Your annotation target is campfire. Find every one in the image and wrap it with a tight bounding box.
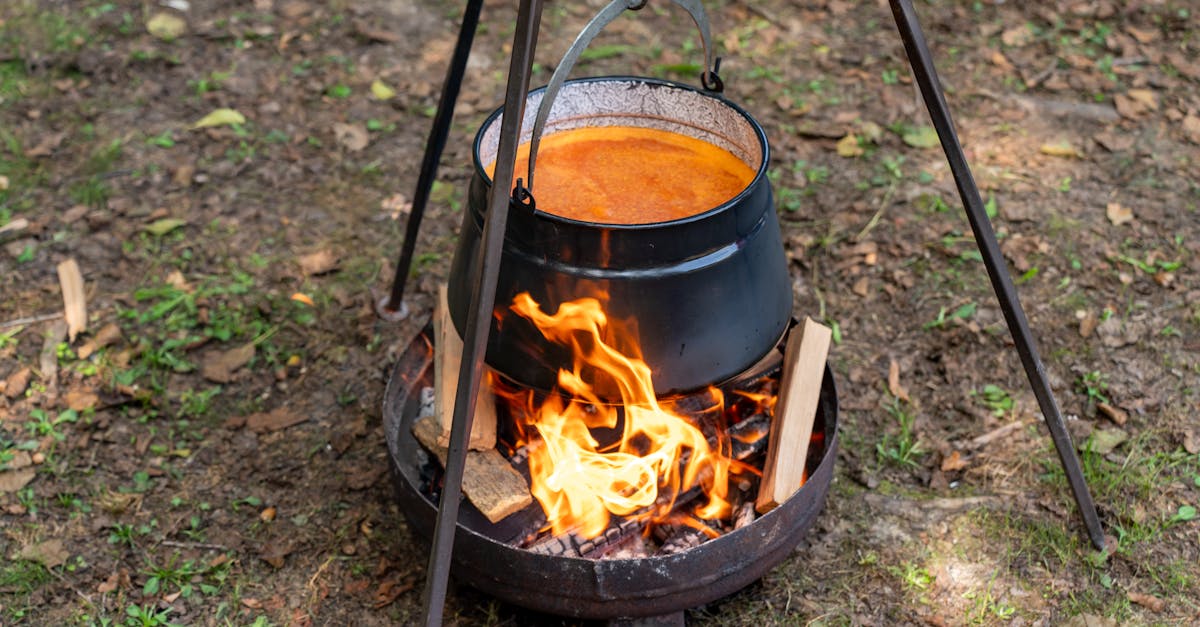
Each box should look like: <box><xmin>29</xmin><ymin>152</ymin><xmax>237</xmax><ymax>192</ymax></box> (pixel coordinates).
<box><xmin>407</xmin><ymin>288</ymin><xmax>831</xmax><ymax>561</ymax></box>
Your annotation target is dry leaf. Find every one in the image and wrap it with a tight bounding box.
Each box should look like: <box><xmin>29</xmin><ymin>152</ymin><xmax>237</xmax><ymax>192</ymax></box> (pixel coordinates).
<box><xmin>1182</xmin><ymin>114</ymin><xmax>1200</xmax><ymax>145</ymax></box>
<box><xmin>1106</xmin><ymin>202</ymin><xmax>1134</xmax><ymax>226</ymax></box>
<box><xmin>258</xmin><ymin>541</ymin><xmax>294</xmax><ymax>568</ymax></box>
<box><xmin>97</xmin><ymin>569</ymin><xmax>131</xmax><ymax>594</ymax></box>
<box><xmin>836</xmin><ymin>134</ymin><xmax>863</xmax><ymax>157</ymax></box>
<box><xmin>4</xmin><ymin>367</ymin><xmax>31</xmax><ymax>400</ymax></box>
<box><xmin>887</xmin><ymin>359</ymin><xmax>910</xmax><ymax>402</ymax></box>
<box><xmin>145</xmin><ymin>218</ymin><xmax>187</xmax><ymax>236</ymax></box>
<box><xmin>1127</xmin><ymin>592</ymin><xmax>1165</xmax><ymax>613</ymax></box>
<box><xmin>57</xmin><ymin>258</ymin><xmax>87</xmax><ymax>342</ymax></box>
<box><xmin>290</xmin><ymin>292</ymin><xmax>314</xmax><ymax>306</ymax></box>
<box><xmin>1039</xmin><ymin>141</ymin><xmax>1082</xmax><ymax>158</ymax></box>
<box><xmin>65</xmin><ymin>389</ymin><xmax>99</xmax><ymax>411</ymax></box>
<box><xmin>0</xmin><ymin>217</ymin><xmax>28</xmax><ymax>236</ymax></box>
<box><xmin>0</xmin><ymin>468</ymin><xmax>37</xmax><ymax>493</ymax></box>
<box><xmin>190</xmin><ymin>108</ymin><xmax>246</xmax><ymax>130</ymax></box>
<box><xmin>333</xmin><ymin>122</ymin><xmax>369</xmax><ymax>152</ymax></box>
<box><xmin>201</xmin><ymin>343</ymin><xmax>255</xmax><ymax>383</ymax></box>
<box><xmin>852</xmin><ymin>277</ymin><xmax>869</xmax><ymax>297</ymax></box>
<box><xmin>298</xmin><ymin>249</ymin><xmax>339</xmax><ymax>275</ymax></box>
<box><xmin>244</xmin><ymin>407</ymin><xmax>307</xmax><ymax>433</ymax></box>
<box><xmin>1000</xmin><ymin>23</ymin><xmax>1034</xmax><ymax>47</ymax></box>
<box><xmin>17</xmin><ymin>539</ymin><xmax>69</xmax><ymax>568</ymax></box>
<box><xmin>78</xmin><ymin>322</ymin><xmax>123</xmax><ymax>359</ymax></box>
<box><xmin>941</xmin><ymin>450</ymin><xmax>968</xmax><ymax>472</ymax></box>
<box><xmin>902</xmin><ymin>126</ymin><xmax>940</xmax><ymax>149</ymax></box>
<box><xmin>381</xmin><ymin>193</ymin><xmax>411</xmax><ymax>219</ymax></box>
<box><xmin>147</xmin><ymin>12</ymin><xmax>187</xmax><ymax>40</ymax></box>
<box><xmin>1114</xmin><ymin>90</ymin><xmax>1159</xmax><ymax>119</ymax></box>
<box><xmin>24</xmin><ymin>132</ymin><xmax>66</xmax><ymax>158</ymax></box>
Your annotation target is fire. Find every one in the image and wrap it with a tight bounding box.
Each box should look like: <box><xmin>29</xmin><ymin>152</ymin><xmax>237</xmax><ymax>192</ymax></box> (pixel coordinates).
<box><xmin>505</xmin><ymin>292</ymin><xmax>734</xmax><ymax>540</ymax></box>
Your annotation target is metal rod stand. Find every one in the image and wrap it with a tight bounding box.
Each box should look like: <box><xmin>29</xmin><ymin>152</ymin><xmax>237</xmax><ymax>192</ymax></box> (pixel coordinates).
<box><xmin>418</xmin><ymin>0</ymin><xmax>544</xmax><ymax>623</ymax></box>
<box><xmin>378</xmin><ymin>0</ymin><xmax>485</xmax><ymax>320</ymax></box>
<box><xmin>888</xmin><ymin>0</ymin><xmax>1107</xmax><ymax>550</ymax></box>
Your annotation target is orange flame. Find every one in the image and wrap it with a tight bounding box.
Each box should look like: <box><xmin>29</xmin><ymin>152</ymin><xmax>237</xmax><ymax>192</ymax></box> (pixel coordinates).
<box><xmin>507</xmin><ymin>292</ymin><xmax>732</xmax><ymax>539</ymax></box>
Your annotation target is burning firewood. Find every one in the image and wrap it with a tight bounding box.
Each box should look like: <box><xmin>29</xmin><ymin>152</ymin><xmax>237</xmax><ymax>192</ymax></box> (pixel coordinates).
<box><xmin>756</xmin><ymin>317</ymin><xmax>831</xmax><ymax>514</ymax></box>
<box><xmin>434</xmin><ymin>284</ymin><xmax>496</xmax><ymax>451</ymax></box>
<box><xmin>411</xmin><ymin>416</ymin><xmax>531</xmax><ymax>523</ymax></box>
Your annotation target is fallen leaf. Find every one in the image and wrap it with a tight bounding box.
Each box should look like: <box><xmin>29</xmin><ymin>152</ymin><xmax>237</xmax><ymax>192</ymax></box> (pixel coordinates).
<box><xmin>1078</xmin><ymin>310</ymin><xmax>1098</xmax><ymax>338</ymax></box>
<box><xmin>78</xmin><ymin>322</ymin><xmax>122</xmax><ymax>359</ymax></box>
<box><xmin>5</xmin><ymin>451</ymin><xmax>33</xmax><ymax>470</ymax></box>
<box><xmin>1125</xmin><ymin>26</ymin><xmax>1158</xmax><ymax>44</ymax></box>
<box><xmin>373</xmin><ymin>574</ymin><xmax>415</xmax><ymax>609</ymax></box>
<box><xmin>887</xmin><ymin>359</ymin><xmax>910</xmax><ymax>402</ymax></box>
<box><xmin>17</xmin><ymin>539</ymin><xmax>68</xmax><ymax>568</ymax></box>
<box><xmin>1182</xmin><ymin>114</ymin><xmax>1200</xmax><ymax>145</ymax></box>
<box><xmin>1000</xmin><ymin>23</ymin><xmax>1034</xmax><ymax>47</ymax></box>
<box><xmin>57</xmin><ymin>258</ymin><xmax>88</xmax><ymax>342</ymax></box>
<box><xmin>258</xmin><ymin>541</ymin><xmax>293</xmax><ymax>568</ymax></box>
<box><xmin>857</xmin><ymin>120</ymin><xmax>883</xmax><ymax>143</ymax></box>
<box><xmin>1114</xmin><ymin>89</ymin><xmax>1159</xmax><ymax>119</ymax></box>
<box><xmin>902</xmin><ymin>126</ymin><xmax>940</xmax><ymax>149</ymax></box>
<box><xmin>1084</xmin><ymin>428</ymin><xmax>1128</xmax><ymax>455</ymax></box>
<box><xmin>146</xmin><ymin>12</ymin><xmax>187</xmax><ymax>40</ymax></box>
<box><xmin>0</xmin><ymin>217</ymin><xmax>27</xmax><ymax>236</ymax></box>
<box><xmin>144</xmin><ymin>218</ymin><xmax>187</xmax><ymax>236</ymax></box>
<box><xmin>370</xmin><ymin>79</ymin><xmax>396</xmax><ymax>100</ymax></box>
<box><xmin>65</xmin><ymin>389</ymin><xmax>99</xmax><ymax>411</ymax></box>
<box><xmin>836</xmin><ymin>134</ymin><xmax>863</xmax><ymax>157</ymax></box>
<box><xmin>1039</xmin><ymin>141</ymin><xmax>1082</xmax><ymax>158</ymax></box>
<box><xmin>97</xmin><ymin>569</ymin><xmax>131</xmax><ymax>594</ymax></box>
<box><xmin>333</xmin><ymin>122</ymin><xmax>369</xmax><ymax>152</ymax></box>
<box><xmin>0</xmin><ymin>468</ymin><xmax>36</xmax><ymax>493</ymax></box>
<box><xmin>1106</xmin><ymin>202</ymin><xmax>1133</xmax><ymax>226</ymax></box>
<box><xmin>4</xmin><ymin>367</ymin><xmax>31</xmax><ymax>399</ymax></box>
<box><xmin>381</xmin><ymin>193</ymin><xmax>411</xmax><ymax>219</ymax></box>
<box><xmin>852</xmin><ymin>277</ymin><xmax>869</xmax><ymax>297</ymax></box>
<box><xmin>941</xmin><ymin>450</ymin><xmax>968</xmax><ymax>472</ymax></box>
<box><xmin>24</xmin><ymin>132</ymin><xmax>67</xmax><ymax>158</ymax></box>
<box><xmin>989</xmin><ymin>50</ymin><xmax>1013</xmax><ymax>71</ymax></box>
<box><xmin>190</xmin><ymin>108</ymin><xmax>246</xmax><ymax>130</ymax></box>
<box><xmin>1182</xmin><ymin>430</ymin><xmax>1198</xmax><ymax>455</ymax></box>
<box><xmin>345</xmin><ymin>467</ymin><xmax>384</xmax><ymax>490</ymax></box>
<box><xmin>244</xmin><ymin>407</ymin><xmax>307</xmax><ymax>433</ymax></box>
<box><xmin>290</xmin><ymin>292</ymin><xmax>314</xmax><ymax>306</ymax></box>
<box><xmin>201</xmin><ymin>343</ymin><xmax>255</xmax><ymax>383</ymax></box>
<box><xmin>298</xmin><ymin>249</ymin><xmax>339</xmax><ymax>275</ymax></box>
<box><xmin>1127</xmin><ymin>591</ymin><xmax>1165</xmax><ymax>613</ymax></box>
<box><xmin>0</xmin><ymin>175</ymin><xmax>7</xmax><ymax>190</ymax></box>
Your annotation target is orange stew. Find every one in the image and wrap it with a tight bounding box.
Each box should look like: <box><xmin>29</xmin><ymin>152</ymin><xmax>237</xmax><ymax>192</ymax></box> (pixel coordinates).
<box><xmin>488</xmin><ymin>126</ymin><xmax>755</xmax><ymax>224</ymax></box>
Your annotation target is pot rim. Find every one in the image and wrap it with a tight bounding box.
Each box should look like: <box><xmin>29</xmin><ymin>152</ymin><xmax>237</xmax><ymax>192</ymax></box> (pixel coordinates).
<box><xmin>471</xmin><ymin>75</ymin><xmax>771</xmax><ymax>230</ymax></box>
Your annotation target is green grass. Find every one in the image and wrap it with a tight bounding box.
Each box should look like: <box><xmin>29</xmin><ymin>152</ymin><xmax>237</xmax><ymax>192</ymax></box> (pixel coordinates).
<box><xmin>876</xmin><ymin>396</ymin><xmax>926</xmax><ymax>469</ymax></box>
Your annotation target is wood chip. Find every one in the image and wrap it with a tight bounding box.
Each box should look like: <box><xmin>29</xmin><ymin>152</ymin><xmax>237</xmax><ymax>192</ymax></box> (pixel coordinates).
<box><xmin>757</xmin><ymin>317</ymin><xmax>831</xmax><ymax>514</ymax></box>
<box><xmin>434</xmin><ymin>284</ymin><xmax>496</xmax><ymax>450</ymax></box>
<box><xmin>201</xmin><ymin>343</ymin><xmax>255</xmax><ymax>383</ymax></box>
<box><xmin>244</xmin><ymin>407</ymin><xmax>308</xmax><ymax>433</ymax></box>
<box><xmin>1096</xmin><ymin>402</ymin><xmax>1128</xmax><ymax>426</ymax></box>
<box><xmin>412</xmin><ymin>415</ymin><xmax>531</xmax><ymax>523</ymax></box>
<box><xmin>39</xmin><ymin>320</ymin><xmax>68</xmax><ymax>395</ymax></box>
<box><xmin>57</xmin><ymin>258</ymin><xmax>88</xmax><ymax>342</ymax></box>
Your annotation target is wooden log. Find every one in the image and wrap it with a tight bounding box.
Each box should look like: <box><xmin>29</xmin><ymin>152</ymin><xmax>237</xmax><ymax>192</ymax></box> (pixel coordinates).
<box><xmin>756</xmin><ymin>317</ymin><xmax>831</xmax><ymax>514</ymax></box>
<box><xmin>434</xmin><ymin>284</ymin><xmax>496</xmax><ymax>451</ymax></box>
<box><xmin>411</xmin><ymin>415</ymin><xmax>531</xmax><ymax>523</ymax></box>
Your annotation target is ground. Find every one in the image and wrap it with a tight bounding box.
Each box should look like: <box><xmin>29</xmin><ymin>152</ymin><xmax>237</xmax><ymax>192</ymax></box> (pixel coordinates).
<box><xmin>1</xmin><ymin>0</ymin><xmax>1198</xmax><ymax>625</ymax></box>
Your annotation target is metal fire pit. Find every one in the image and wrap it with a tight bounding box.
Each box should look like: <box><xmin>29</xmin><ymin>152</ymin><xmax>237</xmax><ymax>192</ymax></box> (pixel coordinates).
<box><xmin>383</xmin><ymin>324</ymin><xmax>838</xmax><ymax>620</ymax></box>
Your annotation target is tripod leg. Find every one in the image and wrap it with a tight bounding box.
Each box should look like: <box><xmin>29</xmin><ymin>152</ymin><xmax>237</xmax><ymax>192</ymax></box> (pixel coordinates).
<box><xmin>887</xmin><ymin>0</ymin><xmax>1108</xmax><ymax>551</ymax></box>
<box><xmin>419</xmin><ymin>0</ymin><xmax>545</xmax><ymax>624</ymax></box>
<box><xmin>378</xmin><ymin>0</ymin><xmax>486</xmax><ymax>320</ymax></box>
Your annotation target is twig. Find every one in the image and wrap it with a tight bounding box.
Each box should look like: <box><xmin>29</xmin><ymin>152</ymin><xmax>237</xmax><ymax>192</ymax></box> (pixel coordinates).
<box><xmin>159</xmin><ymin>540</ymin><xmax>229</xmax><ymax>551</ymax></box>
<box><xmin>0</xmin><ymin>312</ymin><xmax>63</xmax><ymax>329</ymax></box>
<box><xmin>855</xmin><ymin>182</ymin><xmax>897</xmax><ymax>242</ymax></box>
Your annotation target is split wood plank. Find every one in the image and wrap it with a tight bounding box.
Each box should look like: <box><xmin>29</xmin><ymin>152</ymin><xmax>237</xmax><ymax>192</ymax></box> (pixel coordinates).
<box><xmin>434</xmin><ymin>284</ymin><xmax>497</xmax><ymax>451</ymax></box>
<box><xmin>412</xmin><ymin>415</ymin><xmax>531</xmax><ymax>523</ymax></box>
<box><xmin>56</xmin><ymin>258</ymin><xmax>87</xmax><ymax>342</ymax></box>
<box><xmin>756</xmin><ymin>317</ymin><xmax>831</xmax><ymax>514</ymax></box>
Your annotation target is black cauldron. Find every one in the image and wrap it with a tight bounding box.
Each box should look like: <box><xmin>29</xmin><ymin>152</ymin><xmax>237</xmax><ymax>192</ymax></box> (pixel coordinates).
<box><xmin>447</xmin><ymin>77</ymin><xmax>791</xmax><ymax>397</ymax></box>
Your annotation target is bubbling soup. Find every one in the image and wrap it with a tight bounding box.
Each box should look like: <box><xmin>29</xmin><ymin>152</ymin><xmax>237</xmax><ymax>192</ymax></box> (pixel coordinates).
<box><xmin>489</xmin><ymin>126</ymin><xmax>756</xmax><ymax>225</ymax></box>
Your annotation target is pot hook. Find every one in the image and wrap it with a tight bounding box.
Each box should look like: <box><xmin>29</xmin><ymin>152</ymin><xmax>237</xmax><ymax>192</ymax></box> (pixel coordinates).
<box><xmin>524</xmin><ymin>0</ymin><xmax>720</xmax><ymax>195</ymax></box>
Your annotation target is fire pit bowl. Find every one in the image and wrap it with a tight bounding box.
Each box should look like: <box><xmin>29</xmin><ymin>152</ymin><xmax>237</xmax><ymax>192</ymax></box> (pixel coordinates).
<box><xmin>383</xmin><ymin>326</ymin><xmax>838</xmax><ymax>620</ymax></box>
<box><xmin>447</xmin><ymin>77</ymin><xmax>792</xmax><ymax>397</ymax></box>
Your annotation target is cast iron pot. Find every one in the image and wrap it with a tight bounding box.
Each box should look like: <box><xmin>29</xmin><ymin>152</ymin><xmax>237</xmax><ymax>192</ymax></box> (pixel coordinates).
<box><xmin>447</xmin><ymin>77</ymin><xmax>791</xmax><ymax>396</ymax></box>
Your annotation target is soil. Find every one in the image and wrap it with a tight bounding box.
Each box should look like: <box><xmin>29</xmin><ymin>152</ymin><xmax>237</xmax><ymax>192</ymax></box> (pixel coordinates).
<box><xmin>2</xmin><ymin>0</ymin><xmax>1198</xmax><ymax>625</ymax></box>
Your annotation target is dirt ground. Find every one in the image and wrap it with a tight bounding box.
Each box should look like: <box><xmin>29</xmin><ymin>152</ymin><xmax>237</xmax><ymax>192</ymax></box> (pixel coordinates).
<box><xmin>2</xmin><ymin>0</ymin><xmax>1199</xmax><ymax>625</ymax></box>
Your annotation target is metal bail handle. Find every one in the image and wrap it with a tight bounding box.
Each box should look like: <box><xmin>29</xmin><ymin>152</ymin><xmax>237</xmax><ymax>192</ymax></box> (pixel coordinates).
<box><xmin>524</xmin><ymin>0</ymin><xmax>720</xmax><ymax>195</ymax></box>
